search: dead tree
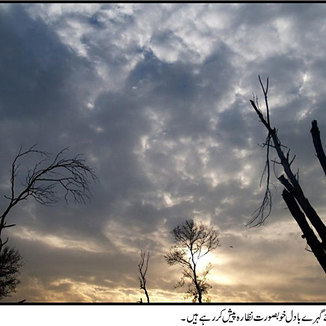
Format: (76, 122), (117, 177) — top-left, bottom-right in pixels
(250, 76), (326, 273)
(138, 250), (150, 303)
(0, 145), (96, 298)
(0, 145), (96, 250)
(165, 219), (219, 303)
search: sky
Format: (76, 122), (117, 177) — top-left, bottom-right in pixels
(1, 3), (326, 302)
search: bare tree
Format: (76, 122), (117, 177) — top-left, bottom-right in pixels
(0, 145), (96, 298)
(165, 219), (219, 303)
(138, 250), (150, 303)
(0, 246), (22, 299)
(249, 76), (326, 273)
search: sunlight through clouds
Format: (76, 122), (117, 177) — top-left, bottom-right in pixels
(2, 3), (326, 302)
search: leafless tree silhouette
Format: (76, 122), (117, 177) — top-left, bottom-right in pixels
(138, 250), (150, 303)
(0, 145), (96, 298)
(165, 219), (219, 303)
(0, 246), (22, 299)
(249, 76), (326, 273)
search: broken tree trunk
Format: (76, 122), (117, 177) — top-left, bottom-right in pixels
(282, 189), (326, 273)
(250, 77), (326, 273)
(311, 120), (326, 177)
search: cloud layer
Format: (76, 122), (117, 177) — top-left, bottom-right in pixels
(1, 3), (326, 302)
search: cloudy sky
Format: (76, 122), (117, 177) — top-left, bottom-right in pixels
(2, 3), (326, 302)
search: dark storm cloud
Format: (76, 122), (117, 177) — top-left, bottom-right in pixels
(0, 6), (94, 122)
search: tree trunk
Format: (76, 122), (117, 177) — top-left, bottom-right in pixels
(144, 288), (150, 303)
(191, 254), (202, 303)
(278, 174), (326, 249)
(282, 189), (326, 273)
(197, 285), (202, 303)
(311, 120), (326, 177)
